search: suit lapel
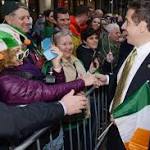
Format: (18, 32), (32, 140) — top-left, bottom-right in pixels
(125, 53), (150, 99)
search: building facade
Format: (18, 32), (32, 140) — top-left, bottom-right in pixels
(1, 0), (144, 22)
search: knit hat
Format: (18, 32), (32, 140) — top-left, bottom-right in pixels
(1, 1), (27, 17)
(0, 24), (30, 52)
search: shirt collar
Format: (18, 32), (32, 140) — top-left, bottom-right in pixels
(135, 41), (150, 56)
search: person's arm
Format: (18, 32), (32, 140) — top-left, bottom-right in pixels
(52, 68), (65, 83)
(0, 75), (85, 105)
(94, 73), (117, 106)
(0, 101), (64, 140)
(0, 89), (88, 140)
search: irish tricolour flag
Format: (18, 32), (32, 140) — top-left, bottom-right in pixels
(112, 81), (150, 150)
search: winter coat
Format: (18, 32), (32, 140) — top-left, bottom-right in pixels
(0, 74), (85, 105)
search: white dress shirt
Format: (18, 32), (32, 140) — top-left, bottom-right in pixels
(117, 41), (150, 104)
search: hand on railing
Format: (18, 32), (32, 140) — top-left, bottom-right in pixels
(60, 89), (88, 115)
(13, 86), (108, 150)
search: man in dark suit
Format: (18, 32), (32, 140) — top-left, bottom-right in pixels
(0, 90), (88, 148)
(98, 1), (150, 149)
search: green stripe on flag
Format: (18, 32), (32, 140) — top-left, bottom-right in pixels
(113, 81), (150, 118)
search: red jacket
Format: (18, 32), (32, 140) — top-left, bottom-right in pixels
(69, 16), (87, 37)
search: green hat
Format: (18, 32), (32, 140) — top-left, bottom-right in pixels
(0, 24), (29, 52)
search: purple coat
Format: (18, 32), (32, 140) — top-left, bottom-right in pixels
(0, 75), (85, 105)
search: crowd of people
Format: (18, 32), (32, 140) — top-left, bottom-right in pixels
(0, 0), (150, 149)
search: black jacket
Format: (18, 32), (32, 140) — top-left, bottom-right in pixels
(76, 44), (111, 74)
(0, 101), (64, 145)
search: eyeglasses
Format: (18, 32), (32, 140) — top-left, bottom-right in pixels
(16, 49), (29, 61)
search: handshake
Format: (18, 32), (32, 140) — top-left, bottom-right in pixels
(59, 73), (108, 116)
(80, 73), (108, 87)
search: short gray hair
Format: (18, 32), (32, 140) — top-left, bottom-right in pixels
(53, 31), (72, 45)
(104, 23), (120, 33)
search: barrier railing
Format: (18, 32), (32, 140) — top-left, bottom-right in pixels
(12, 86), (109, 150)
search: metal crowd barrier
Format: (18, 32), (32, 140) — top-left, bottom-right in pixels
(12, 86), (109, 150)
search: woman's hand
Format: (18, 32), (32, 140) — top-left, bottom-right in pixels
(51, 45), (63, 72)
(89, 58), (99, 73)
(106, 51), (114, 63)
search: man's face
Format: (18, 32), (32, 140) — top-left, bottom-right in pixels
(122, 9), (141, 46)
(56, 13), (70, 30)
(6, 8), (30, 33)
(109, 28), (121, 42)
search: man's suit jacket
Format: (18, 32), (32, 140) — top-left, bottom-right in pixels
(126, 53), (150, 99)
(108, 52), (150, 106)
(0, 101), (64, 147)
(106, 52), (150, 150)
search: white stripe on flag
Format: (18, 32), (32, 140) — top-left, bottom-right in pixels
(115, 105), (150, 143)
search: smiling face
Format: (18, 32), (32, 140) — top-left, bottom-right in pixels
(0, 46), (28, 71)
(10, 47), (24, 66)
(122, 9), (141, 46)
(55, 34), (73, 59)
(6, 8), (30, 33)
(91, 17), (101, 31)
(56, 13), (70, 30)
(84, 34), (98, 49)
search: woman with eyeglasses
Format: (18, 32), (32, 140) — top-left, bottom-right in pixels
(0, 29), (93, 147)
(53, 31), (87, 82)
(0, 27), (100, 105)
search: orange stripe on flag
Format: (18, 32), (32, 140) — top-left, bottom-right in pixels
(127, 128), (150, 150)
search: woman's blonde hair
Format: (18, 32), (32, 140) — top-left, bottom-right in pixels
(0, 46), (21, 71)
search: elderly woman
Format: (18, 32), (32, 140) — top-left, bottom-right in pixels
(0, 25), (97, 149)
(0, 25), (99, 105)
(53, 31), (87, 82)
